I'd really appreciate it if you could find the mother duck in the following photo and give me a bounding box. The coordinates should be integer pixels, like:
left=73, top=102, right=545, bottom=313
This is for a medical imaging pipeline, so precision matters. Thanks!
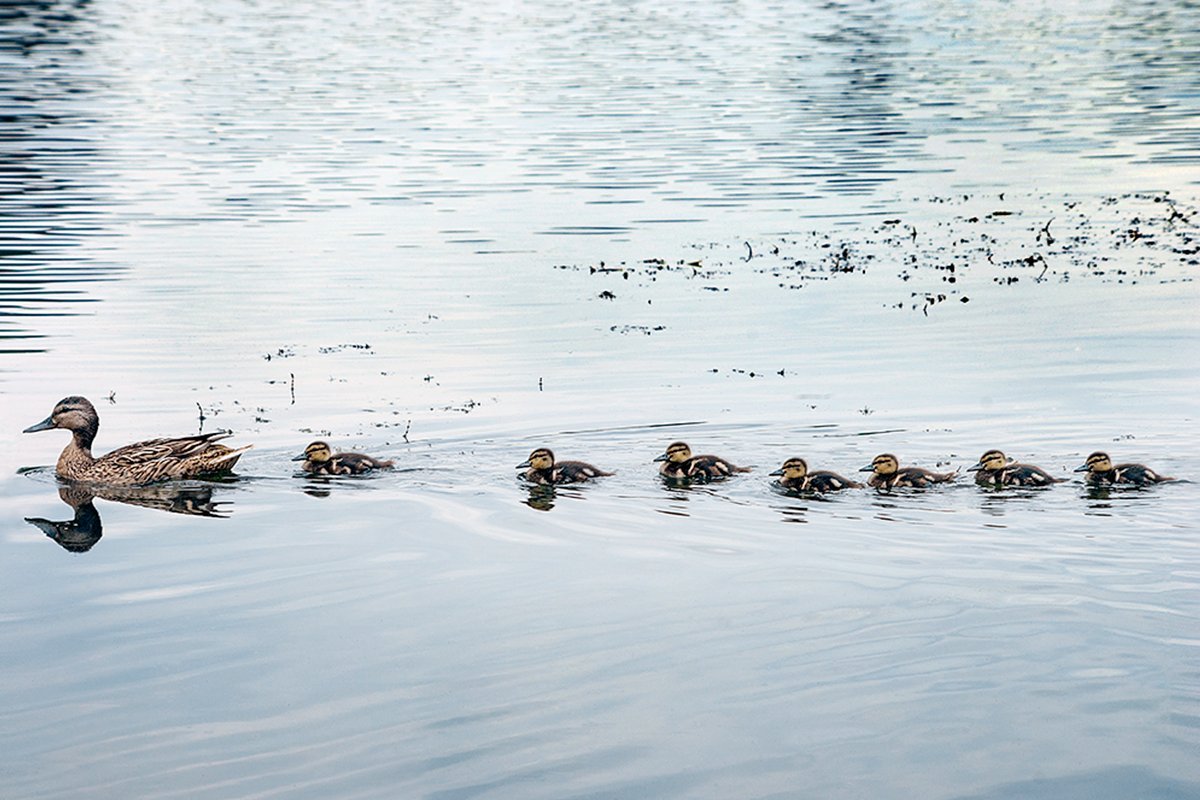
left=24, top=396, right=251, bottom=486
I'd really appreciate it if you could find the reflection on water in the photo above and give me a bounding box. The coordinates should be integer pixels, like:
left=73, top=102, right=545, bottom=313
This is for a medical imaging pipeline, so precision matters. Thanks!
left=22, top=480, right=232, bottom=552
left=0, top=0, right=122, bottom=355
left=523, top=483, right=558, bottom=512
left=24, top=485, right=102, bottom=552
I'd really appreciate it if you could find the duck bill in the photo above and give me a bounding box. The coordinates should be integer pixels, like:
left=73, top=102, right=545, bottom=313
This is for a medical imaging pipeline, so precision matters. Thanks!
left=516, top=460, right=531, bottom=470
left=652, top=453, right=669, bottom=463
left=858, top=464, right=874, bottom=473
left=290, top=454, right=307, bottom=462
left=768, top=468, right=784, bottom=476
left=23, top=415, right=55, bottom=433
left=1072, top=464, right=1090, bottom=473
left=966, top=463, right=983, bottom=472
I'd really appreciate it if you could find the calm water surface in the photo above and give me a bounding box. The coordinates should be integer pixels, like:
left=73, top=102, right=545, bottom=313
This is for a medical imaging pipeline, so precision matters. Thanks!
left=2, top=1, right=1199, bottom=798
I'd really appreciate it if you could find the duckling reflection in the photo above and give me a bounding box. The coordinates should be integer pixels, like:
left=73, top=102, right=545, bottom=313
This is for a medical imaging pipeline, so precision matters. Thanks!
left=654, top=441, right=749, bottom=481
left=24, top=481, right=231, bottom=553
left=524, top=484, right=558, bottom=511
left=859, top=453, right=956, bottom=490
left=1073, top=451, right=1176, bottom=486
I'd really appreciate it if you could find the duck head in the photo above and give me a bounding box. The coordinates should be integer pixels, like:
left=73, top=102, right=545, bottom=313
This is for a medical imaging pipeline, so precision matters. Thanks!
left=294, top=441, right=332, bottom=464
left=770, top=457, right=808, bottom=480
left=25, top=396, right=99, bottom=446
left=968, top=449, right=1009, bottom=472
left=860, top=453, right=899, bottom=476
left=654, top=441, right=692, bottom=464
left=517, top=448, right=555, bottom=471
left=1074, top=451, right=1111, bottom=473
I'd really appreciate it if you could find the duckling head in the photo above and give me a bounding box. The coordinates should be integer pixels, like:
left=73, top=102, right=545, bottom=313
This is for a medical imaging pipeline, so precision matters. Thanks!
left=1074, top=451, right=1111, bottom=473
left=860, top=453, right=899, bottom=476
left=517, top=448, right=555, bottom=471
left=294, top=441, right=332, bottom=464
left=968, top=449, right=1009, bottom=472
left=769, top=457, right=808, bottom=480
left=24, top=397, right=99, bottom=442
left=654, top=441, right=692, bottom=464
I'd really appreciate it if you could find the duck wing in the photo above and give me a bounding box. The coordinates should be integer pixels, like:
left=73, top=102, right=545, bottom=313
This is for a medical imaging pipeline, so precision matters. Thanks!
left=101, top=431, right=237, bottom=465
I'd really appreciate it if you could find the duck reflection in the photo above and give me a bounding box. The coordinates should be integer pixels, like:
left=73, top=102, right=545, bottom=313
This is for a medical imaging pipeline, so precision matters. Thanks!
left=24, top=481, right=232, bottom=553
left=524, top=484, right=557, bottom=511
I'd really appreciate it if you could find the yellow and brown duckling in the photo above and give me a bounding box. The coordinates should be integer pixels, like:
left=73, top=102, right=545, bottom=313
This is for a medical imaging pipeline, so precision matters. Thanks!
left=654, top=441, right=750, bottom=480
left=1073, top=451, right=1175, bottom=486
left=859, top=453, right=956, bottom=489
left=293, top=441, right=394, bottom=475
left=770, top=457, right=862, bottom=492
left=968, top=449, right=1064, bottom=488
left=24, top=396, right=251, bottom=486
left=517, top=448, right=613, bottom=485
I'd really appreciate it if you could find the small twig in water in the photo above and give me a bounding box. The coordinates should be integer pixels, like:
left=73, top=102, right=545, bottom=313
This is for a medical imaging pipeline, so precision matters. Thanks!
left=289, top=372, right=295, bottom=405
left=196, top=402, right=207, bottom=432
left=743, top=241, right=753, bottom=262
left=402, top=419, right=411, bottom=443
left=1037, top=218, right=1055, bottom=246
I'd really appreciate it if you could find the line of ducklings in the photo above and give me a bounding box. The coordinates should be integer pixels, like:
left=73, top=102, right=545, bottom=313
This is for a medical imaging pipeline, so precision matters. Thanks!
left=523, top=443, right=1177, bottom=490
left=24, top=397, right=1179, bottom=490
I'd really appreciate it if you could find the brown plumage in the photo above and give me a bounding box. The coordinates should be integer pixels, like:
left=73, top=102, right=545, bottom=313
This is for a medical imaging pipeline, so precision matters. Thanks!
left=859, top=453, right=956, bottom=489
left=1073, top=451, right=1175, bottom=486
left=293, top=441, right=394, bottom=475
left=770, top=457, right=862, bottom=492
left=968, top=449, right=1064, bottom=488
left=24, top=396, right=250, bottom=486
left=654, top=441, right=750, bottom=480
left=517, top=447, right=613, bottom=485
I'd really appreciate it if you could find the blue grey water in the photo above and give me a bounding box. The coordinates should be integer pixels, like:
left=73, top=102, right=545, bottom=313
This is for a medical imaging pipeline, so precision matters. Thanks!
left=2, top=1, right=1199, bottom=798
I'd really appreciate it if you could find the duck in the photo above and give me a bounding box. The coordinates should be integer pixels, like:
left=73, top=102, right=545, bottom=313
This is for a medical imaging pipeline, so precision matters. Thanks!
left=293, top=441, right=394, bottom=475
left=654, top=441, right=750, bottom=480
left=23, top=396, right=250, bottom=486
left=517, top=447, right=613, bottom=485
left=968, top=449, right=1064, bottom=488
left=1073, top=451, right=1175, bottom=486
left=859, top=453, right=956, bottom=489
left=770, top=457, right=862, bottom=492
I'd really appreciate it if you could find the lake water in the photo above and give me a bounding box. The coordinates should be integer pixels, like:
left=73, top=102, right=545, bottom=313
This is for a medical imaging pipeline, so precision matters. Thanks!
left=2, top=1, right=1199, bottom=798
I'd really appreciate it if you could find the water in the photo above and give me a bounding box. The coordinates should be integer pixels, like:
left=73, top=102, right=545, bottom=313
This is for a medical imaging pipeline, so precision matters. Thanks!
left=2, top=1, right=1199, bottom=797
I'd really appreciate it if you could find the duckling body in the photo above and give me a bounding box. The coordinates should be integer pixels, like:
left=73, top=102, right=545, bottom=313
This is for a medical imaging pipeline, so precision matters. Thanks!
left=24, top=396, right=250, bottom=486
left=968, top=449, right=1064, bottom=488
left=770, top=458, right=862, bottom=492
left=517, top=448, right=612, bottom=485
left=294, top=441, right=394, bottom=475
left=655, top=441, right=749, bottom=480
left=860, top=453, right=955, bottom=489
left=1074, top=452, right=1174, bottom=486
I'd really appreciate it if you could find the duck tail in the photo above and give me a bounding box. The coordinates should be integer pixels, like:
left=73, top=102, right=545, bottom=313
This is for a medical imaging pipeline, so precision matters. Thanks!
left=210, top=444, right=253, bottom=467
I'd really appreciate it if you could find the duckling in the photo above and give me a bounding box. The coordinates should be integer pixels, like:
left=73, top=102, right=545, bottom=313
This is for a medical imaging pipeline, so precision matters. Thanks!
left=24, top=396, right=250, bottom=486
left=517, top=447, right=613, bottom=485
left=968, top=449, right=1064, bottom=488
left=770, top=457, right=862, bottom=492
left=859, top=453, right=956, bottom=489
left=1073, top=451, right=1175, bottom=486
left=654, top=441, right=750, bottom=480
left=293, top=441, right=394, bottom=475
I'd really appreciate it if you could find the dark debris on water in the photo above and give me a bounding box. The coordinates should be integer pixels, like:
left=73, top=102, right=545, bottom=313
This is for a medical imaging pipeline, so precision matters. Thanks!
left=555, top=192, right=1197, bottom=320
